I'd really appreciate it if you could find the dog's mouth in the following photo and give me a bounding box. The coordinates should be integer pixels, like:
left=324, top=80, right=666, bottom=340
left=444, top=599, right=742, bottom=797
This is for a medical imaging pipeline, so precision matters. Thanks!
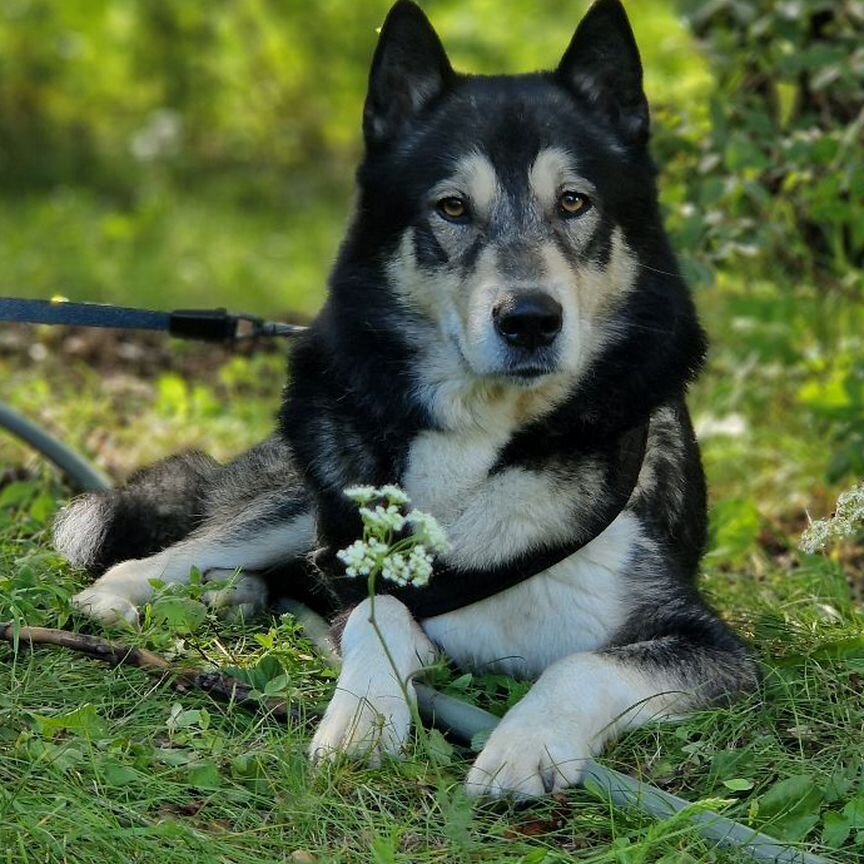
left=505, top=365, right=552, bottom=379
left=500, top=364, right=559, bottom=386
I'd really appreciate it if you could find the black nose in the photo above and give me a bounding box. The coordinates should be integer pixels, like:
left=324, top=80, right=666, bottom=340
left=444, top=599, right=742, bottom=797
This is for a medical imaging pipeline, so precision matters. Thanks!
left=493, top=292, right=563, bottom=350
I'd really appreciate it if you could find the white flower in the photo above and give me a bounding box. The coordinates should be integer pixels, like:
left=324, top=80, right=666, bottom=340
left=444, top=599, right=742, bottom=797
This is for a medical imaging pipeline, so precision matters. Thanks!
left=359, top=504, right=406, bottom=533
left=344, top=486, right=378, bottom=504
left=379, top=484, right=410, bottom=506
left=336, top=538, right=389, bottom=578
left=406, top=510, right=450, bottom=554
left=376, top=545, right=434, bottom=588
left=800, top=484, right=864, bottom=553
left=406, top=544, right=434, bottom=587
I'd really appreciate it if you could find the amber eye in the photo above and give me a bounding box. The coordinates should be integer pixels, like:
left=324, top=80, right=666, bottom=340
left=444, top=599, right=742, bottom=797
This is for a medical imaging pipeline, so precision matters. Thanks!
left=557, top=191, right=591, bottom=218
left=436, top=196, right=469, bottom=222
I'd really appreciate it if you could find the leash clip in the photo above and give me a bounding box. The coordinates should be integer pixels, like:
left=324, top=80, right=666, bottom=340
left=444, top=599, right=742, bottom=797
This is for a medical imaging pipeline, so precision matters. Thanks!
left=168, top=309, right=307, bottom=343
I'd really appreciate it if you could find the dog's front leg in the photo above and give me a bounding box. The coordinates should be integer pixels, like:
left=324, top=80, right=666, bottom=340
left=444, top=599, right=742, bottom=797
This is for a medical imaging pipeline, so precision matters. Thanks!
left=466, top=637, right=757, bottom=799
left=310, top=596, right=435, bottom=766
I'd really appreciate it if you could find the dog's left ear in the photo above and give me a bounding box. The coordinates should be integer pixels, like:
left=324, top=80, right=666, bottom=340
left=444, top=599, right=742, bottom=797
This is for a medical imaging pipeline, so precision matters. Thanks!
left=363, top=0, right=453, bottom=149
left=556, top=0, right=649, bottom=145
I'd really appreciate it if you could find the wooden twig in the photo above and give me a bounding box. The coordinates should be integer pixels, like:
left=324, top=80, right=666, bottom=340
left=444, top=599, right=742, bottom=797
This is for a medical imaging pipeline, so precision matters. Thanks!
left=0, top=621, right=297, bottom=722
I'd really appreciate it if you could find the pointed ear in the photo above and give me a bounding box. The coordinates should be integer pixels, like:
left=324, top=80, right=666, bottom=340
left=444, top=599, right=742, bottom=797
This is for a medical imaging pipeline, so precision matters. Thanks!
left=556, top=0, right=649, bottom=145
left=363, top=1, right=453, bottom=148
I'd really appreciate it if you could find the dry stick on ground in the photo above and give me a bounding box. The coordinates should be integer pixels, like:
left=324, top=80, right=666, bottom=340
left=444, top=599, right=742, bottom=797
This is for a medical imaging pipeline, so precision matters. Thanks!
left=0, top=621, right=295, bottom=722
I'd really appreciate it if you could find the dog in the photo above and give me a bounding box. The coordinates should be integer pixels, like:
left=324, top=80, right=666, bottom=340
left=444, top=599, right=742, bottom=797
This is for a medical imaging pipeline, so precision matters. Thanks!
left=54, top=0, right=759, bottom=798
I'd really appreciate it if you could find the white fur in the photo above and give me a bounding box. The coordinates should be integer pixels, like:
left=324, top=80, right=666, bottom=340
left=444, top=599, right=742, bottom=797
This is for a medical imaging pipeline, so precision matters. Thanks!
left=53, top=496, right=111, bottom=570
left=404, top=426, right=607, bottom=571
left=465, top=651, right=688, bottom=798
left=310, top=596, right=435, bottom=765
left=72, top=511, right=315, bottom=625
left=423, top=512, right=639, bottom=678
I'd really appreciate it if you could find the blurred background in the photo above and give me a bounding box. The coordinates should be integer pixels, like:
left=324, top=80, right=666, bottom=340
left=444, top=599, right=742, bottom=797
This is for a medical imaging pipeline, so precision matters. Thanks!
left=0, top=0, right=862, bottom=549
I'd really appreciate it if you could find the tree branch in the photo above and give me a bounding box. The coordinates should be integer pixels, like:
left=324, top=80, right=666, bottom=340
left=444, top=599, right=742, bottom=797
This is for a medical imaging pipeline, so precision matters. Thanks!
left=0, top=621, right=298, bottom=722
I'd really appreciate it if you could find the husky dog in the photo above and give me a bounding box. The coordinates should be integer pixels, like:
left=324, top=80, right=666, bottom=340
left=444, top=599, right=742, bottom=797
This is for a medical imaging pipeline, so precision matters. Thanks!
left=56, top=0, right=759, bottom=797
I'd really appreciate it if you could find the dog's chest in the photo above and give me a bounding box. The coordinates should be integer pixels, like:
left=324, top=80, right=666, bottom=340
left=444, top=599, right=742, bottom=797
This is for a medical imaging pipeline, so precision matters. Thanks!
left=422, top=513, right=639, bottom=678
left=402, top=428, right=508, bottom=524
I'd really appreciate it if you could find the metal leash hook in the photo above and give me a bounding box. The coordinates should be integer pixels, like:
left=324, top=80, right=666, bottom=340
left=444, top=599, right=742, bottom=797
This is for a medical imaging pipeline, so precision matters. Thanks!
left=0, top=297, right=307, bottom=344
left=0, top=296, right=307, bottom=489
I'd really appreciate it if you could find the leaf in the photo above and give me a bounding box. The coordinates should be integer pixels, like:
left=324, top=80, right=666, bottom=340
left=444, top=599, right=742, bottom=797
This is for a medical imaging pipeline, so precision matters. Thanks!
left=167, top=704, right=210, bottom=732
left=822, top=797, right=864, bottom=849
left=262, top=673, right=290, bottom=697
left=0, top=482, right=37, bottom=509
left=757, top=774, right=824, bottom=841
left=33, top=704, right=106, bottom=740
left=722, top=778, right=754, bottom=792
left=186, top=760, right=221, bottom=790
left=448, top=673, right=473, bottom=691
left=424, top=728, right=453, bottom=767
left=150, top=595, right=207, bottom=633
left=103, top=763, right=140, bottom=787
left=823, top=811, right=852, bottom=848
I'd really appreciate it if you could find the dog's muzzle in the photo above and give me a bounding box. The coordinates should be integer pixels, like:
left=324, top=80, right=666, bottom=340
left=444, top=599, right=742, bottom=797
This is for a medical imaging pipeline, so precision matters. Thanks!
left=493, top=291, right=563, bottom=352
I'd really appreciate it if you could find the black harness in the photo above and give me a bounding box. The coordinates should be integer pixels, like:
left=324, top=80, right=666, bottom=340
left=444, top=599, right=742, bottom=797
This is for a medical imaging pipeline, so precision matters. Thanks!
left=328, top=422, right=649, bottom=618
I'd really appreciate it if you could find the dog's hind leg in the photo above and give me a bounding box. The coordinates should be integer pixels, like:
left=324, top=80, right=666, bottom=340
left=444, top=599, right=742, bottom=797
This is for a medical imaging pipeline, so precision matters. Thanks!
left=72, top=488, right=315, bottom=625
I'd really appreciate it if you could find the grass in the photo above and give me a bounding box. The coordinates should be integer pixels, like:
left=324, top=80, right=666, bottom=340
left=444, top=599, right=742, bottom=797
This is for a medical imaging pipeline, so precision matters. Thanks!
left=3, top=1, right=863, bottom=857
left=2, top=273, right=864, bottom=862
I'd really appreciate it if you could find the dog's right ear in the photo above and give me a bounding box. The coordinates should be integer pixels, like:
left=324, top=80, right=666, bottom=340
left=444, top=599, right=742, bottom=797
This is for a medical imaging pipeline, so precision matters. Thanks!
left=363, top=1, right=453, bottom=149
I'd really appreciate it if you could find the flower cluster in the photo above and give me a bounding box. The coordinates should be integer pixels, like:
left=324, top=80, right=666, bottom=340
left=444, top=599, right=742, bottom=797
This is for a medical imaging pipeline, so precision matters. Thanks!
left=381, top=545, right=434, bottom=588
left=405, top=509, right=450, bottom=554
left=337, top=537, right=389, bottom=578
left=800, top=484, right=864, bottom=554
left=336, top=484, right=448, bottom=589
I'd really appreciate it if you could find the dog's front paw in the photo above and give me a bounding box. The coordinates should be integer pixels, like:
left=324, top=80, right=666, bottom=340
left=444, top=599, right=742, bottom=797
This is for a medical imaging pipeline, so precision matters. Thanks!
left=465, top=700, right=590, bottom=799
left=71, top=584, right=139, bottom=626
left=71, top=557, right=165, bottom=625
left=201, top=570, right=267, bottom=620
left=309, top=683, right=412, bottom=768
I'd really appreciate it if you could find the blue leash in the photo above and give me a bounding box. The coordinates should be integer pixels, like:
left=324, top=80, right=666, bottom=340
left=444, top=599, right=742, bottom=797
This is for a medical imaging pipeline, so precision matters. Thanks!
left=0, top=297, right=306, bottom=342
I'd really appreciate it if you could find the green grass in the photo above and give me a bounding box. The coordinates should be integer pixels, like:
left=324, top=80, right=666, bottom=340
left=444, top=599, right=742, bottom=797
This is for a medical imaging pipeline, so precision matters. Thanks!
left=1, top=476, right=863, bottom=863
left=2, top=277, right=864, bottom=862
left=3, top=1, right=863, bottom=858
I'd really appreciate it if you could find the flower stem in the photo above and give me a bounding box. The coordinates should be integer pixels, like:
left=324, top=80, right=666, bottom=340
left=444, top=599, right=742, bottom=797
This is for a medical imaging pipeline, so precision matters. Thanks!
left=366, top=570, right=426, bottom=748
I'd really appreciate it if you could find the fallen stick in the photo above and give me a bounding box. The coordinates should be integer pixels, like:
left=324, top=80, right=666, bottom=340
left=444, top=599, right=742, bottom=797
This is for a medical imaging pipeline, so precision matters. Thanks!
left=0, top=621, right=295, bottom=721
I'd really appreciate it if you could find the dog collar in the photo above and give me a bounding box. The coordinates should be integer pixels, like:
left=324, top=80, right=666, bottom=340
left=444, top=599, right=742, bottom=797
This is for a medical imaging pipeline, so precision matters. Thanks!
left=387, top=420, right=649, bottom=618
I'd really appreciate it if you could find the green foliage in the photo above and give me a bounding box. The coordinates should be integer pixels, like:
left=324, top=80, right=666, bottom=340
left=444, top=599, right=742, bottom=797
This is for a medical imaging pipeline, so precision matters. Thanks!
left=665, top=0, right=864, bottom=287
left=2, top=2, right=864, bottom=861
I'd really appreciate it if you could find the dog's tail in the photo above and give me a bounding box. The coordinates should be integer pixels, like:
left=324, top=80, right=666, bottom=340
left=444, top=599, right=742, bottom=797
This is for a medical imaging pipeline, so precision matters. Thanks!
left=53, top=451, right=221, bottom=573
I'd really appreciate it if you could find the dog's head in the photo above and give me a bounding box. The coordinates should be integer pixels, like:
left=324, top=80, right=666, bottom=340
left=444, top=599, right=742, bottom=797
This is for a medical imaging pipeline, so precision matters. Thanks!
left=332, top=0, right=704, bottom=429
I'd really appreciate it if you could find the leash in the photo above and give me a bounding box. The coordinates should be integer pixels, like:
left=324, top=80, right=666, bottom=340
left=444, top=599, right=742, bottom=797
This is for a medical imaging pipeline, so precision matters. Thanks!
left=0, top=297, right=307, bottom=343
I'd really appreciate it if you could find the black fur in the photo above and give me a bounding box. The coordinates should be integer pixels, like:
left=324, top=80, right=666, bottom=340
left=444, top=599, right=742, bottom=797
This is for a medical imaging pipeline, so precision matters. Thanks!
left=57, top=1, right=759, bottom=758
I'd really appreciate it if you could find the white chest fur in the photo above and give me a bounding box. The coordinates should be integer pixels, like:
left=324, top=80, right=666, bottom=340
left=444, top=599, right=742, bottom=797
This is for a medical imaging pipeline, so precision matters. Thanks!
left=404, top=427, right=639, bottom=680
left=402, top=427, right=509, bottom=525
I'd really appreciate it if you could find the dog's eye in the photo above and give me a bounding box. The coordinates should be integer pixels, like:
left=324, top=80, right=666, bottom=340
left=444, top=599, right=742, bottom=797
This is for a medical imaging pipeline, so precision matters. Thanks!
left=557, top=191, right=591, bottom=218
left=436, top=196, right=469, bottom=222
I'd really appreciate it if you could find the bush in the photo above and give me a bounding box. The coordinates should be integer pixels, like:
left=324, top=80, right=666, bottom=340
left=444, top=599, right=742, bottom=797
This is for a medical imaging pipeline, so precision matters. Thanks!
left=663, top=0, right=864, bottom=288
